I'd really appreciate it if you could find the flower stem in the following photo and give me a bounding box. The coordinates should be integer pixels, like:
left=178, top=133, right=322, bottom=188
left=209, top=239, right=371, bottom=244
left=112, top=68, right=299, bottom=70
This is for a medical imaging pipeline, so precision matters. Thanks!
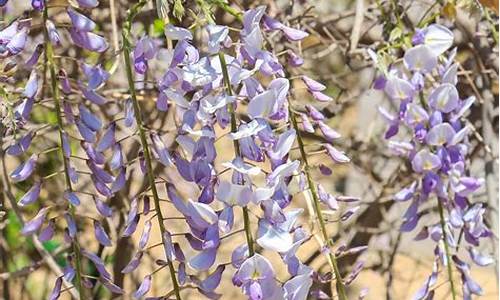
left=288, top=105, right=348, bottom=300
left=42, top=5, right=84, bottom=298
left=218, top=52, right=255, bottom=257
left=123, top=2, right=181, bottom=299
left=198, top=0, right=255, bottom=257
left=437, top=199, right=457, bottom=300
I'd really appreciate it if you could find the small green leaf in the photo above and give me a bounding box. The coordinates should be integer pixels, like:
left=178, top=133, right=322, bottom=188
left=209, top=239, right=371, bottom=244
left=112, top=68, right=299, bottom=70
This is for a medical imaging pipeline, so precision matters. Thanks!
left=153, top=19, right=165, bottom=37
left=389, top=27, right=402, bottom=42
left=5, top=211, right=24, bottom=249
left=42, top=240, right=59, bottom=252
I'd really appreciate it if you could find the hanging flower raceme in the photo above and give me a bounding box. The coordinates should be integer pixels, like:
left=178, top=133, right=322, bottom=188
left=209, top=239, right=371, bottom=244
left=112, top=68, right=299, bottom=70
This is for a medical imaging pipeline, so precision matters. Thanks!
left=373, top=23, right=492, bottom=299
left=116, top=3, right=335, bottom=298
left=0, top=0, right=393, bottom=298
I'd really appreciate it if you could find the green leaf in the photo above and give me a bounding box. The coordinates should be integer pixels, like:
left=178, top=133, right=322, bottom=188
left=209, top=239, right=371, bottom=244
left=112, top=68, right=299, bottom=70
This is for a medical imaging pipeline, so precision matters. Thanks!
left=5, top=211, right=24, bottom=249
left=42, top=240, right=59, bottom=252
left=389, top=27, right=402, bottom=42
left=43, top=239, right=66, bottom=266
left=153, top=19, right=165, bottom=37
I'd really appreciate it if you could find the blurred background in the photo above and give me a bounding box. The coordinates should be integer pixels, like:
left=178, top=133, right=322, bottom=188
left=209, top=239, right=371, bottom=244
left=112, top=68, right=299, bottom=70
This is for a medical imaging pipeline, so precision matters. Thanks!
left=0, top=0, right=498, bottom=299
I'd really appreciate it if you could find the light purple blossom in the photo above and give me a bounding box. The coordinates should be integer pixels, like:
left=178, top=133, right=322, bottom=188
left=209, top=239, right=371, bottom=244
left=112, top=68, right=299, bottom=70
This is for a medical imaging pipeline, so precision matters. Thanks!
left=10, top=154, right=37, bottom=182
left=376, top=22, right=490, bottom=298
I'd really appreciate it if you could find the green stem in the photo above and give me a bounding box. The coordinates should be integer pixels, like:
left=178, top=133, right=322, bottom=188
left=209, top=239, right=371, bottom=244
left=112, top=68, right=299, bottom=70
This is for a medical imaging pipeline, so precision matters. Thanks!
left=42, top=5, right=84, bottom=299
left=197, top=0, right=255, bottom=257
left=218, top=52, right=255, bottom=257
left=288, top=106, right=348, bottom=300
left=437, top=199, right=457, bottom=300
left=123, top=2, right=181, bottom=299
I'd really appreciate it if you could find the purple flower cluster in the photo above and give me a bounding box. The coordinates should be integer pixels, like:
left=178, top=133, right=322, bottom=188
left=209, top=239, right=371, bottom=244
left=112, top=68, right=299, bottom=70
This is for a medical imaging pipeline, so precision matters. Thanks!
left=374, top=24, right=493, bottom=299
left=1, top=1, right=361, bottom=299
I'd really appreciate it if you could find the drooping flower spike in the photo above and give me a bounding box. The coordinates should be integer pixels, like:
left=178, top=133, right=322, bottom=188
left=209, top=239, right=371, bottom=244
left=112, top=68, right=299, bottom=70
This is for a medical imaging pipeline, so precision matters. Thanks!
left=2, top=1, right=478, bottom=299
left=373, top=23, right=491, bottom=300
